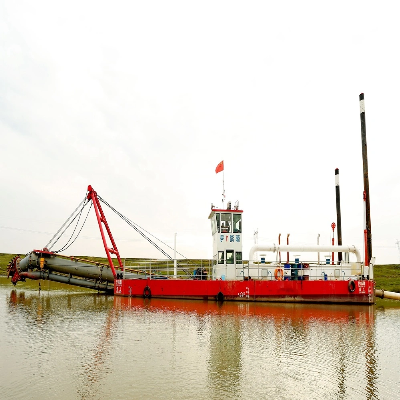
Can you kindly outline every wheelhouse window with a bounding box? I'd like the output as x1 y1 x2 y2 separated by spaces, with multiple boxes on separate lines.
218 251 224 264
233 214 242 233
236 251 242 264
221 213 232 233
226 250 234 264
216 213 221 233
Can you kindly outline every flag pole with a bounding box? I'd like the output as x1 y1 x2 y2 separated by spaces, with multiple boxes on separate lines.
215 160 225 207
222 169 225 207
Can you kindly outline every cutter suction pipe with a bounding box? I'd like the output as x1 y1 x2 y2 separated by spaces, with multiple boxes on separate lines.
20 271 113 293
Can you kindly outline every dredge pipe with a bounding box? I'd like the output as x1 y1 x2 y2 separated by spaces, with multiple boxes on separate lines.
19 252 116 283
375 289 400 301
20 271 113 293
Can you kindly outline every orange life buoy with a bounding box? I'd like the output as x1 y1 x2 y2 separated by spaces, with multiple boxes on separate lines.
274 268 283 281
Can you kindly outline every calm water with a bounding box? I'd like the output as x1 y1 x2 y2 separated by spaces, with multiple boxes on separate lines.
1 277 400 400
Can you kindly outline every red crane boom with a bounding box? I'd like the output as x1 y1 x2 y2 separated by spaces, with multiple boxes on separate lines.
87 185 123 278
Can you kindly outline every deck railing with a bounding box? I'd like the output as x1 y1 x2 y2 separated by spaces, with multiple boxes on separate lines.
123 259 213 280
121 259 361 281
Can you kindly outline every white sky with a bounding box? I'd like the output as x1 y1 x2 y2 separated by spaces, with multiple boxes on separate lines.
1 0 400 264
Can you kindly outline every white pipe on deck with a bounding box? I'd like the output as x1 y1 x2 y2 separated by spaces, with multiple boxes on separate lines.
249 244 361 263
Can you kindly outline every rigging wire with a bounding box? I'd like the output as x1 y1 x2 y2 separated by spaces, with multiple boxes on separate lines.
44 190 198 275
98 195 190 262
45 196 87 250
48 196 89 251
54 201 93 253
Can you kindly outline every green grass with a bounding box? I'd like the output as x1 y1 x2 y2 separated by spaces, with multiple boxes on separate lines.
0 253 20 276
373 264 400 293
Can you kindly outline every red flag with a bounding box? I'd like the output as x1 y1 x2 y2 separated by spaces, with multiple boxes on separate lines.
215 160 224 174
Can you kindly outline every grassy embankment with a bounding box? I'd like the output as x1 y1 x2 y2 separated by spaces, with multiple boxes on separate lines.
1 252 400 292
373 264 400 293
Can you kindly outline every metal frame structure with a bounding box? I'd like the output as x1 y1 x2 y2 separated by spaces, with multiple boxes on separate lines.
87 185 123 278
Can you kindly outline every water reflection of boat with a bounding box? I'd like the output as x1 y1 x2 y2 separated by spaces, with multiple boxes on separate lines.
113 296 375 324
4 286 381 399
112 296 378 399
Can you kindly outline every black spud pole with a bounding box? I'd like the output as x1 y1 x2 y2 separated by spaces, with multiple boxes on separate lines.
335 168 342 263
359 93 372 266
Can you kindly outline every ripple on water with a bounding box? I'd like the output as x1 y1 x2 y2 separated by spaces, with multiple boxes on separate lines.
1 282 400 399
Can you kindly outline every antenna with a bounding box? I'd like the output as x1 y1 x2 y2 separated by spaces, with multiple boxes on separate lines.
396 240 400 262
222 169 225 206
215 160 225 207
254 229 258 245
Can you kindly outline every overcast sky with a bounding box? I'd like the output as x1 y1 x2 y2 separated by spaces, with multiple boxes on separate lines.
1 0 400 264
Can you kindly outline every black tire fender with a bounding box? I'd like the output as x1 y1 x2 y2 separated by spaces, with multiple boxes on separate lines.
216 291 224 302
143 286 151 298
348 280 356 293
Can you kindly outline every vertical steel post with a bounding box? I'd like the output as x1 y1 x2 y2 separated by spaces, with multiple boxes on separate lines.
286 234 290 263
335 168 343 263
278 233 281 264
359 93 372 268
174 233 177 278
331 223 336 264
363 191 368 275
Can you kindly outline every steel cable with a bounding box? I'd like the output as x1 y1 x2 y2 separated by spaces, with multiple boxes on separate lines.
45 196 87 249
45 191 197 277
54 201 93 253
97 196 198 278
98 195 174 260
49 200 87 251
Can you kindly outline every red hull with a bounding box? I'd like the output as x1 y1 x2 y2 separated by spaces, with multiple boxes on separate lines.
114 278 375 304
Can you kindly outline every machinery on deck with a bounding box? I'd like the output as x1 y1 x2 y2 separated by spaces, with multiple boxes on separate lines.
7 186 159 293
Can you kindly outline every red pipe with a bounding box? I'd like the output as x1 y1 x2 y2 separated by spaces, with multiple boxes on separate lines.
363 191 369 267
286 234 290 263
278 233 281 264
331 222 336 265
